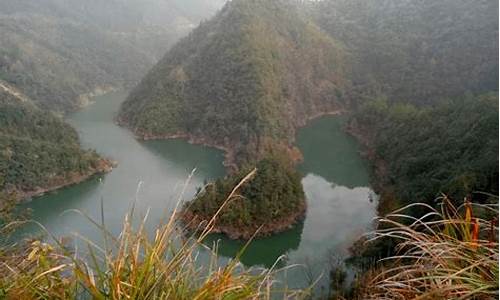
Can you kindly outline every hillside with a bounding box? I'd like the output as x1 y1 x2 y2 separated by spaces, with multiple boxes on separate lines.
0 86 111 201
313 0 499 105
0 0 224 113
119 0 499 168
118 0 350 167
183 157 306 239
349 93 499 215
0 0 497 297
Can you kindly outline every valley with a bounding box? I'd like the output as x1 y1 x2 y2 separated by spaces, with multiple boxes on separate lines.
0 0 498 298
17 91 376 292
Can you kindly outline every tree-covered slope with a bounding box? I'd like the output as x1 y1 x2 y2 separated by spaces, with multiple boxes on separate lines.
0 17 149 112
313 0 499 105
0 87 110 200
350 93 499 213
119 0 349 165
183 157 305 239
0 0 224 113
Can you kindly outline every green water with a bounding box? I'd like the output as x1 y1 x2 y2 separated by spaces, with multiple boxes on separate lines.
19 92 377 292
204 116 378 290
17 91 225 240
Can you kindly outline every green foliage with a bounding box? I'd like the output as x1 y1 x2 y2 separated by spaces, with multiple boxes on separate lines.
0 192 20 234
353 93 499 209
0 90 102 194
0 206 308 299
121 0 498 167
185 157 305 232
0 0 223 112
313 0 498 105
119 0 349 163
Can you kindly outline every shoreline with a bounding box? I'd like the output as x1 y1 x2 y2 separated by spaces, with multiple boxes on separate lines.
301 109 345 126
344 121 388 189
77 85 117 109
117 109 346 172
115 115 239 171
139 131 238 172
344 120 397 217
12 158 115 203
0 84 118 203
181 201 307 240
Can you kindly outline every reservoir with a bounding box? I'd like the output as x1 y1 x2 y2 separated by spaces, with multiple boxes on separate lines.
18 91 377 291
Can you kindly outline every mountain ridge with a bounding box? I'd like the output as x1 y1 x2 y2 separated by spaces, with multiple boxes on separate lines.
118 0 351 167
0 0 225 113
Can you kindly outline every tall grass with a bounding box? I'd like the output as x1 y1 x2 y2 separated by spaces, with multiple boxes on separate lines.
0 171 309 299
362 196 498 300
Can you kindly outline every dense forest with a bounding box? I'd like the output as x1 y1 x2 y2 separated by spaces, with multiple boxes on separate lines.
310 0 499 214
119 0 350 166
0 0 497 298
120 0 498 170
313 0 498 105
0 0 224 112
350 93 499 215
120 0 499 236
183 157 305 239
339 94 499 294
309 1 499 296
0 88 110 201
0 0 226 204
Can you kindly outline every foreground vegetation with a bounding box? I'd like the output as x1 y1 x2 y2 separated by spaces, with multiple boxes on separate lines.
2 181 497 299
351 198 498 300
0 199 309 299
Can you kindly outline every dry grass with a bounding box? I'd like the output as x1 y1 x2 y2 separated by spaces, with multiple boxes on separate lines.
0 171 309 299
362 196 498 300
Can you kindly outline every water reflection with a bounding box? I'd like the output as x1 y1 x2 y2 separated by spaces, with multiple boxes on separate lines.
289 174 376 262
141 140 224 182
200 173 376 272
299 174 376 250
267 174 378 290
203 221 304 268
296 116 370 188
17 91 225 243
196 116 378 292
16 92 378 293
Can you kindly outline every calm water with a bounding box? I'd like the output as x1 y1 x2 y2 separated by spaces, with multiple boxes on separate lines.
18 91 377 291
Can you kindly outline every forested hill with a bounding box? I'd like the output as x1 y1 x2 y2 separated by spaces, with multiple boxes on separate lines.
119 0 498 168
313 0 499 105
0 0 224 113
0 87 110 201
310 0 499 212
350 93 499 214
119 0 349 166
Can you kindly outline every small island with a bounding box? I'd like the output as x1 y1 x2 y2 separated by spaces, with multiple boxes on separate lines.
182 157 306 240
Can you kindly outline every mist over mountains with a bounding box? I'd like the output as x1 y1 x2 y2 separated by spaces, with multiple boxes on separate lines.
0 1 498 298
119 0 498 166
0 0 225 112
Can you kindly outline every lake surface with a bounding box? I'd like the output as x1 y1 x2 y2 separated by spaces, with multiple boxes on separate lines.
18 91 377 292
